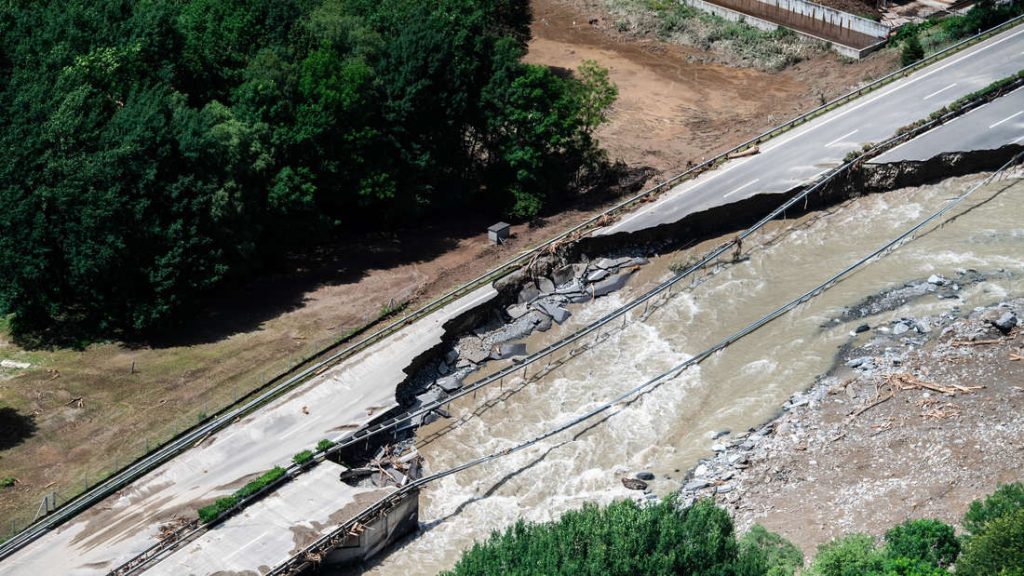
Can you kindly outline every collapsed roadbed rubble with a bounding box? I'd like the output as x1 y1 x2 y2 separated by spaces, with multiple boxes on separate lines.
396 253 650 429
672 287 1023 553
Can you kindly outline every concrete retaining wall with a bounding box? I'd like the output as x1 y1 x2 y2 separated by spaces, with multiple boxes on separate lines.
768 0 889 37
327 489 420 566
682 0 889 59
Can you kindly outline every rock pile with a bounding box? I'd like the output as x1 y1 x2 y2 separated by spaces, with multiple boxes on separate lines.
674 294 1023 539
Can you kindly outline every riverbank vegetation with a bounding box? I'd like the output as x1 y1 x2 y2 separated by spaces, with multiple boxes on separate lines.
444 483 1024 575
0 0 616 345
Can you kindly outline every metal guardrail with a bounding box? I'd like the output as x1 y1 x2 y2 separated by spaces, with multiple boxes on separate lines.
3 11 1021 569
265 148 1024 576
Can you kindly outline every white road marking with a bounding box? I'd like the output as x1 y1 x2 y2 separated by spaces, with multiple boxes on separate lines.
1012 134 1024 144
989 110 1023 129
224 531 269 561
825 129 859 147
724 178 760 198
605 27 1024 233
924 82 957 100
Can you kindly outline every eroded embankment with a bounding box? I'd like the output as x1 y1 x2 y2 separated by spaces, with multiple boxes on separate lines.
576 144 1024 256
358 166 1023 576
685 295 1024 556
346 145 1024 470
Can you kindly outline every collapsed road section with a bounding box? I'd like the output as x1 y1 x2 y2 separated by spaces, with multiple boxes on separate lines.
129 86 1023 573
2 21 1021 576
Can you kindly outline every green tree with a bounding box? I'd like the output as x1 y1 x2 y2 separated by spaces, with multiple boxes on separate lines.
900 34 925 66
0 0 615 344
884 519 959 568
963 482 1024 536
442 498 747 576
736 524 804 576
808 534 886 576
875 556 948 576
957 507 1024 576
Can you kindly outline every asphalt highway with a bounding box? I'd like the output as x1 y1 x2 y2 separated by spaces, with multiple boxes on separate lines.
599 25 1024 236
871 85 1024 163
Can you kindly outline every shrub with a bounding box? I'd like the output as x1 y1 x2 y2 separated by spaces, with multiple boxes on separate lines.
808 534 885 576
736 524 804 576
198 495 239 524
956 507 1024 576
0 477 15 488
900 35 925 66
234 467 286 499
316 439 336 452
963 482 1024 536
875 556 948 575
292 450 314 466
884 519 959 567
196 466 286 524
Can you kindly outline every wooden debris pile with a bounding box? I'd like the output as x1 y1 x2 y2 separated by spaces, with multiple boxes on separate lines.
157 517 195 541
338 444 422 488
847 372 983 422
885 372 984 396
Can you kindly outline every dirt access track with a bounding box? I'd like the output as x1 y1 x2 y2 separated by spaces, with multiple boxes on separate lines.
0 0 896 535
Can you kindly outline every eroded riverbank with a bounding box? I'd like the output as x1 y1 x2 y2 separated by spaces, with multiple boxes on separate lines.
350 169 1024 575
696 293 1024 555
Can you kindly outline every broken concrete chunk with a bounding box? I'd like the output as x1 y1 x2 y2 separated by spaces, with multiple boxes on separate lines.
517 283 540 304
534 315 553 332
461 342 491 364
595 256 633 270
491 342 527 360
591 270 636 298
535 300 571 324
415 388 444 407
586 269 609 283
506 303 529 320
569 293 592 304
551 265 575 287
436 375 463 393
537 277 555 294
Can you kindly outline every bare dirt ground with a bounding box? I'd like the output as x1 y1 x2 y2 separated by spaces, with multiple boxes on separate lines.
0 0 897 534
693 299 1024 556
529 0 899 172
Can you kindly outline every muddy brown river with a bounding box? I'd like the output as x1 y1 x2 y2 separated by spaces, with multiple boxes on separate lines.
359 171 1024 575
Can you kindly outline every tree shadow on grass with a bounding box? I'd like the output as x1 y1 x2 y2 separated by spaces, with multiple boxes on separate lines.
0 407 38 450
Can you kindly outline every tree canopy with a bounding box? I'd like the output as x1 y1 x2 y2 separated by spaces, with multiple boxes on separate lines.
0 0 616 344
442 498 802 576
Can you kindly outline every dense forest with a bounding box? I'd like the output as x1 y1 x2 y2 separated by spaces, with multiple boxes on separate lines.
0 0 617 344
